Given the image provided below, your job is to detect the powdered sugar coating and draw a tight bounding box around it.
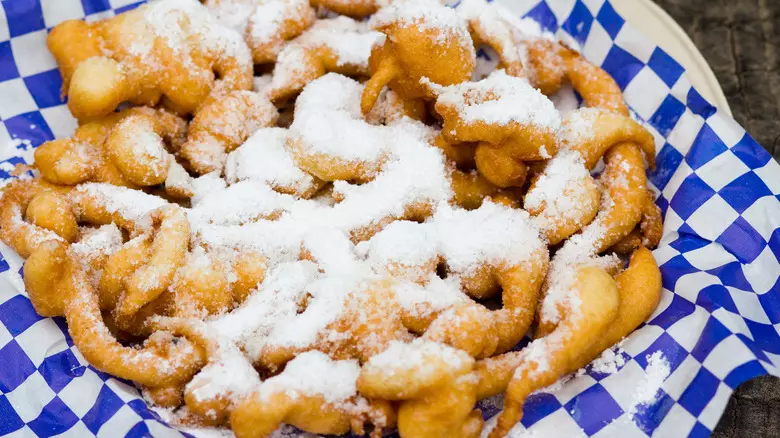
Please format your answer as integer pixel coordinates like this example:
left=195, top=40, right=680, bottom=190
left=139, top=0, right=251, bottom=66
left=633, top=351, right=670, bottom=407
left=225, top=128, right=320, bottom=196
left=187, top=330, right=262, bottom=403
left=525, top=150, right=593, bottom=234
left=249, top=0, right=299, bottom=41
left=297, top=16, right=382, bottom=68
left=71, top=224, right=124, bottom=285
left=73, top=183, right=168, bottom=222
left=359, top=201, right=545, bottom=278
left=291, top=73, right=385, bottom=163
left=458, top=0, right=548, bottom=40
left=371, top=0, right=471, bottom=46
left=539, top=224, right=611, bottom=327
left=203, top=0, right=256, bottom=33
left=433, top=201, right=543, bottom=274
left=367, top=338, right=472, bottom=376
left=210, top=261, right=320, bottom=361
left=456, top=0, right=553, bottom=72
left=189, top=180, right=294, bottom=226
left=436, top=70, right=561, bottom=130
left=254, top=74, right=273, bottom=94
left=392, top=274, right=470, bottom=313
left=589, top=345, right=627, bottom=375
left=185, top=75, right=451, bottom=264
left=71, top=224, right=123, bottom=260
left=264, top=274, right=357, bottom=348
left=259, top=351, right=360, bottom=403
left=357, top=220, right=438, bottom=272
left=269, top=44, right=312, bottom=92
left=558, top=107, right=599, bottom=146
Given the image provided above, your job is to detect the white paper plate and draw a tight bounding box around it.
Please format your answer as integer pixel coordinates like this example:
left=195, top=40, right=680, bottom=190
left=614, top=0, right=732, bottom=116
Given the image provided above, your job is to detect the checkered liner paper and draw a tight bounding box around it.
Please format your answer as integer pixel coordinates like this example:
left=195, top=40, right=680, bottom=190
left=0, top=0, right=779, bottom=437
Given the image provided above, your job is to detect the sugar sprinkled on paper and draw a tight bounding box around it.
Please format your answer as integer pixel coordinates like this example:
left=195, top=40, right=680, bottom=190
left=632, top=351, right=671, bottom=408
left=594, top=351, right=671, bottom=436
left=589, top=345, right=627, bottom=374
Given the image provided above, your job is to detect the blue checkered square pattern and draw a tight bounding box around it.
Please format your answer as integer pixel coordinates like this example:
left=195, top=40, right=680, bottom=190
left=0, top=0, right=778, bottom=437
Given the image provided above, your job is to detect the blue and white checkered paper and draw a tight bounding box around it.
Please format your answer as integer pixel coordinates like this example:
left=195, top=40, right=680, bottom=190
left=0, top=0, right=778, bottom=437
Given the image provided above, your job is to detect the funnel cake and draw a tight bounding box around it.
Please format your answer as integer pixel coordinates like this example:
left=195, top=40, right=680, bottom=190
left=0, top=2, right=668, bottom=437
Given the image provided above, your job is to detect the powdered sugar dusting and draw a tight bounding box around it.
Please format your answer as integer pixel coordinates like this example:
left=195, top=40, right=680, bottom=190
left=592, top=351, right=671, bottom=436
left=186, top=325, right=262, bottom=404
left=371, top=0, right=472, bottom=46
left=189, top=76, right=450, bottom=264
left=131, top=125, right=167, bottom=170
left=525, top=150, right=593, bottom=234
left=559, top=107, right=599, bottom=147
left=433, top=201, right=543, bottom=274
left=367, top=338, right=472, bottom=377
left=436, top=70, right=561, bottom=130
left=633, top=351, right=670, bottom=408
left=539, top=223, right=609, bottom=327
left=264, top=273, right=371, bottom=349
left=297, top=16, right=382, bottom=69
left=205, top=0, right=256, bottom=33
left=152, top=407, right=235, bottom=438
left=392, top=274, right=470, bottom=313
left=254, top=74, right=273, bottom=94
left=259, top=351, right=360, bottom=403
left=359, top=201, right=543, bottom=279
left=73, top=183, right=168, bottom=222
left=71, top=224, right=123, bottom=285
left=210, top=261, right=320, bottom=361
left=269, top=44, right=311, bottom=92
left=190, top=172, right=227, bottom=205
left=248, top=0, right=293, bottom=41
left=290, top=73, right=385, bottom=163
left=142, top=0, right=250, bottom=65
left=71, top=224, right=122, bottom=259
left=188, top=180, right=292, bottom=226
left=225, top=127, right=319, bottom=196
